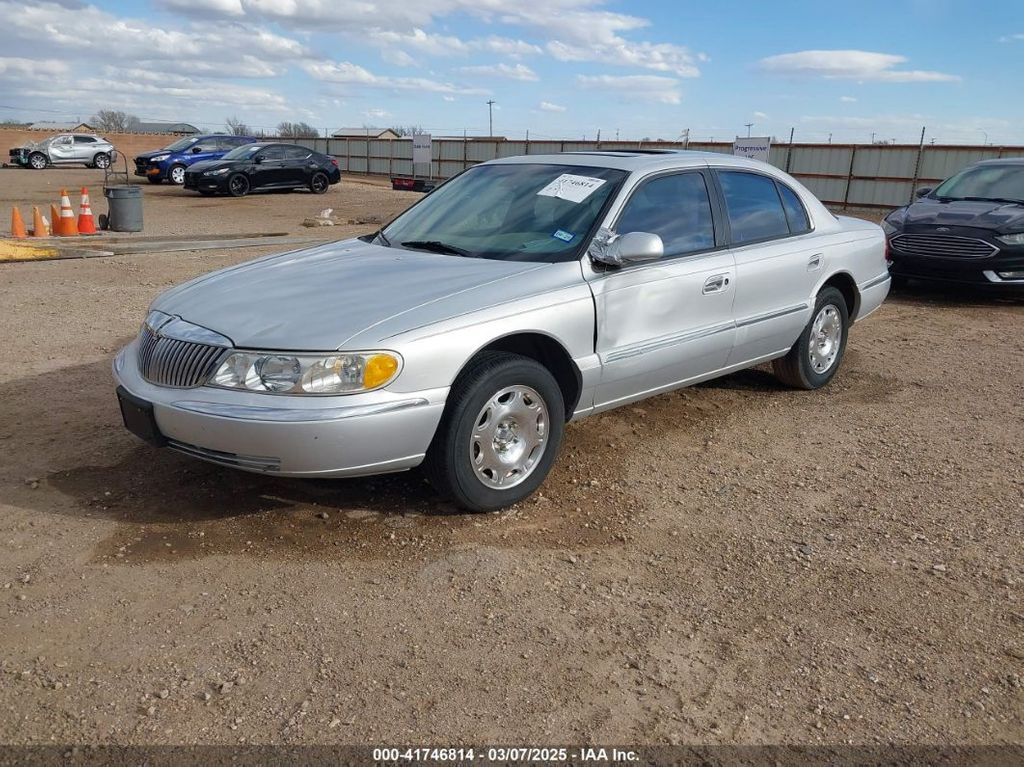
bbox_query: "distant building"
[331,127,401,139]
[29,121,93,132]
[134,121,200,135]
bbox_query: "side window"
[231,137,252,148]
[284,146,311,160]
[615,172,716,257]
[73,135,96,144]
[257,146,285,161]
[777,182,811,233]
[718,171,790,244]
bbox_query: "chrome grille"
[137,325,225,388]
[891,233,998,259]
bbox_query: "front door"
[586,170,737,410]
[252,145,288,187]
[47,135,75,164]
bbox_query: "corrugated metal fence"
[293,137,1024,210]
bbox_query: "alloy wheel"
[469,385,549,489]
[808,304,842,374]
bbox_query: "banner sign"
[732,137,771,163]
[412,133,432,165]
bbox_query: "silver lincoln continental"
[114,150,890,511]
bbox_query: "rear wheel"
[168,165,186,185]
[773,287,849,390]
[28,152,47,170]
[310,172,329,194]
[227,173,250,197]
[93,152,111,169]
[424,352,564,512]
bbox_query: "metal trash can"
[103,185,143,232]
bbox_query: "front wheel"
[310,172,329,194]
[772,286,849,390]
[28,152,47,170]
[424,352,565,512]
[168,165,186,185]
[227,173,250,197]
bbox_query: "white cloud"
[839,95,857,102]
[0,57,68,78]
[303,60,488,95]
[457,63,537,81]
[753,111,768,119]
[363,107,389,119]
[758,50,960,83]
[997,33,1024,43]
[539,101,566,112]
[577,74,681,104]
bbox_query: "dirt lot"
[0,167,1021,748]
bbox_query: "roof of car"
[488,149,766,173]
[972,157,1024,166]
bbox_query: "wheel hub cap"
[470,385,548,489]
[808,304,842,374]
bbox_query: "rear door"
[587,169,737,409]
[72,135,98,162]
[282,145,313,185]
[713,169,819,365]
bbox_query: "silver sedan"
[114,150,890,511]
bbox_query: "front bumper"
[134,160,167,180]
[887,234,1024,289]
[8,149,30,167]
[113,341,447,478]
[183,172,227,192]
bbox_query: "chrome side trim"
[145,311,233,347]
[170,397,431,422]
[604,321,734,363]
[860,273,891,290]
[735,303,809,329]
[167,440,281,472]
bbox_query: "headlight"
[209,351,401,395]
[880,218,900,236]
[150,154,170,162]
[204,167,231,176]
[997,232,1024,246]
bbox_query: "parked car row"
[6,131,341,198]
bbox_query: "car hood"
[188,159,235,173]
[136,149,175,160]
[900,198,1024,232]
[150,238,562,350]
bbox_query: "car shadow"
[887,279,1024,307]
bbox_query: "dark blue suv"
[134,134,257,185]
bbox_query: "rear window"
[73,136,97,144]
[718,171,790,244]
[777,182,811,233]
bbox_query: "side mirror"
[253,155,264,164]
[591,231,664,266]
[191,146,203,154]
[914,186,932,198]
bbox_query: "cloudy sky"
[1,0,1022,143]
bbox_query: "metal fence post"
[908,126,926,203]
[463,133,468,172]
[842,145,857,209]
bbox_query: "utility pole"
[744,122,754,137]
[828,132,832,144]
[486,100,495,136]
[871,132,876,144]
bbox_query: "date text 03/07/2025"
[371,746,640,762]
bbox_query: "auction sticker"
[537,174,607,203]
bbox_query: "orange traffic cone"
[10,207,27,238]
[55,188,78,236]
[77,187,97,235]
[31,206,47,237]
[50,204,59,235]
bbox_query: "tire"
[227,173,250,197]
[168,165,186,185]
[772,286,850,390]
[424,352,565,512]
[93,153,111,169]
[28,152,47,170]
[310,172,329,194]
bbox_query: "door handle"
[703,274,730,294]
[807,254,823,271]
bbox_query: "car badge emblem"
[936,227,950,232]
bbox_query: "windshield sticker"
[552,230,575,242]
[537,174,607,204]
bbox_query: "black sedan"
[883,158,1024,292]
[183,142,341,197]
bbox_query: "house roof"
[135,121,200,134]
[331,127,400,138]
[29,121,92,131]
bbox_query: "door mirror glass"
[591,231,664,266]
[191,146,204,154]
[253,155,264,164]
[915,186,933,198]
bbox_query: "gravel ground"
[0,168,1021,747]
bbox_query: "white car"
[114,150,890,511]
[9,133,116,169]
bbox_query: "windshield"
[222,144,263,160]
[164,137,199,152]
[382,163,627,262]
[933,163,1024,203]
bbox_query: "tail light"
[330,158,338,167]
